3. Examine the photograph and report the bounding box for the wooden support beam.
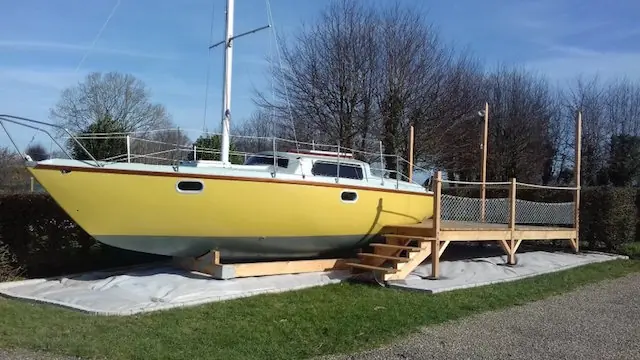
[573,110,582,253]
[508,178,517,265]
[438,240,451,258]
[430,239,440,279]
[174,250,354,280]
[409,125,414,182]
[434,171,442,236]
[481,102,489,223]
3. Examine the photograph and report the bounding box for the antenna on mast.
[208,0,271,164]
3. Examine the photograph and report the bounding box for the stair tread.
[383,234,436,241]
[346,262,398,273]
[371,243,423,251]
[357,253,410,262]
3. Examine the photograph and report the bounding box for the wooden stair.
[345,233,437,282]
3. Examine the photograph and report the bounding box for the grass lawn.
[0,259,639,360]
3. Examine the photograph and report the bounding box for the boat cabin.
[243,149,370,181]
[180,148,380,182]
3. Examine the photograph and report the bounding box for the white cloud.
[0,40,180,60]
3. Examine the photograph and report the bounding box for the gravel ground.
[321,272,640,360]
[1,273,638,359]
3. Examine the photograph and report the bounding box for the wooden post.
[430,172,442,279]
[430,238,440,279]
[481,102,489,222]
[408,125,414,182]
[508,177,517,264]
[434,171,442,236]
[126,135,131,163]
[573,110,582,253]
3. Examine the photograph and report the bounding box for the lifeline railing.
[430,171,580,232]
[0,113,436,189]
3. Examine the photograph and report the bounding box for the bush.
[580,187,637,251]
[0,243,22,281]
[0,192,164,279]
[619,242,640,259]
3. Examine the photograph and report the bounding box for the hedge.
[0,193,165,280]
[0,187,638,280]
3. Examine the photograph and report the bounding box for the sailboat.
[2,0,434,261]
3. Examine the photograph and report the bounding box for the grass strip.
[0,259,638,360]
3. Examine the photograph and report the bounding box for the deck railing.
[0,113,436,189]
[431,171,580,240]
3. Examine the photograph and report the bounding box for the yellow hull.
[28,163,433,259]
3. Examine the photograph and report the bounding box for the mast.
[220,0,234,164]
[208,0,269,164]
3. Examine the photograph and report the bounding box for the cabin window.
[177,180,204,193]
[311,161,364,180]
[244,154,289,168]
[341,191,358,202]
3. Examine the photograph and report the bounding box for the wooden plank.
[176,256,354,280]
[357,253,410,262]
[364,236,407,267]
[384,242,433,281]
[431,239,440,279]
[438,240,451,257]
[383,234,435,241]
[371,243,422,251]
[512,229,577,240]
[232,258,352,278]
[346,262,397,273]
[439,230,512,241]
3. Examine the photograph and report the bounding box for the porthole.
[341,191,358,202]
[177,180,204,193]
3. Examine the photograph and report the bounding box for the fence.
[433,171,580,229]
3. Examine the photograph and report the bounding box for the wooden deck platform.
[346,174,580,283]
[391,219,577,241]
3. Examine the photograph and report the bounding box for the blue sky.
[1,0,640,152]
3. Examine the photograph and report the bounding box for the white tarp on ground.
[0,251,627,316]
[388,250,628,293]
[0,265,351,316]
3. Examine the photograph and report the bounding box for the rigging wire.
[24,0,121,156]
[75,0,122,73]
[265,0,299,151]
[201,1,217,134]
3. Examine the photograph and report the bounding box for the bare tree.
[254,0,487,180]
[0,147,29,192]
[130,129,192,165]
[561,75,609,185]
[232,110,279,154]
[481,64,557,183]
[254,0,380,151]
[49,72,173,135]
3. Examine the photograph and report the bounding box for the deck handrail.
[0,113,432,189]
[0,114,101,167]
[432,170,579,233]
